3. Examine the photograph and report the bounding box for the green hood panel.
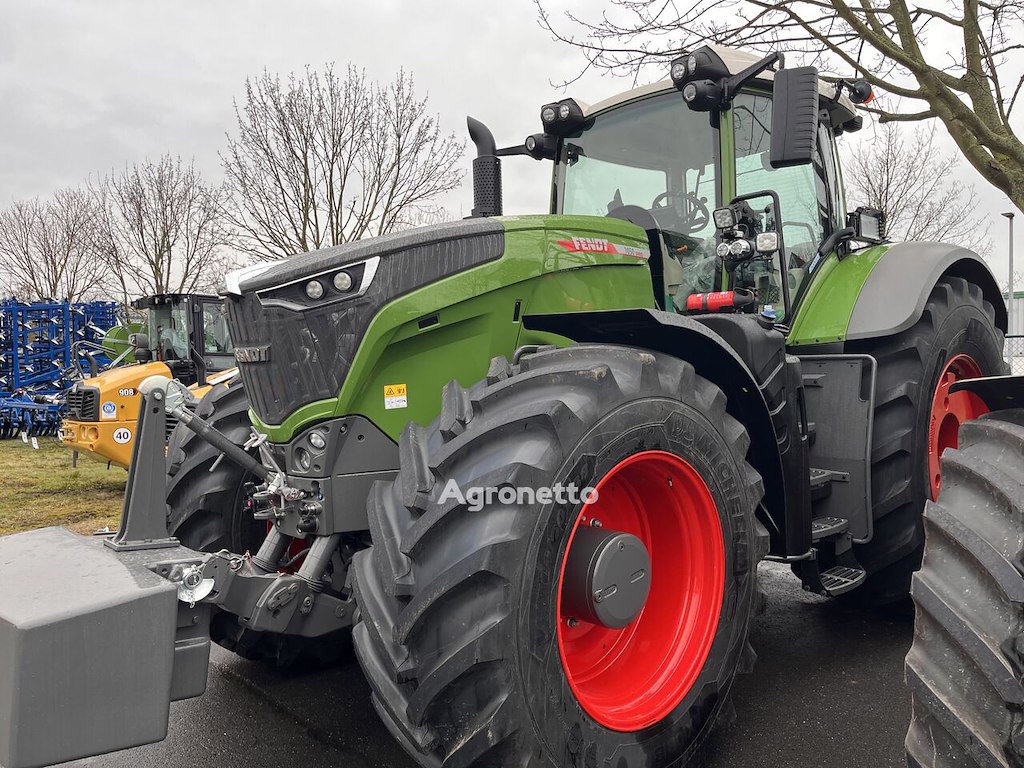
[252,215,657,442]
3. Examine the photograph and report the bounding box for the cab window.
[151,304,189,361]
[201,301,233,354]
[732,92,832,315]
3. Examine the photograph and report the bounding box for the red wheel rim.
[928,354,987,499]
[556,450,725,732]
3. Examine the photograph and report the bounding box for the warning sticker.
[384,383,408,410]
[113,427,132,444]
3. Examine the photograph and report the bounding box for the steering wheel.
[651,191,711,234]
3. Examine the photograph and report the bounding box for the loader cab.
[131,293,234,386]
[550,47,858,321]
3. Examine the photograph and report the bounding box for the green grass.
[0,438,126,536]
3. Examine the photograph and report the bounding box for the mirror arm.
[816,226,855,263]
[496,145,529,157]
[723,52,785,103]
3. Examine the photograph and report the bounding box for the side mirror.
[770,66,819,168]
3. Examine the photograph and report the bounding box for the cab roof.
[130,293,220,310]
[573,45,856,120]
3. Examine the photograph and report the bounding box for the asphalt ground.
[60,562,914,768]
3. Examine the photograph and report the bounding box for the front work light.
[712,207,737,230]
[539,98,590,137]
[755,232,780,253]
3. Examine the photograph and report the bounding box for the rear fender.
[845,243,1008,340]
[789,242,1007,347]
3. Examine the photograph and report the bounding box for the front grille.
[228,220,505,425]
[65,384,99,420]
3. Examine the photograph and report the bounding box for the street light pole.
[1003,211,1015,333]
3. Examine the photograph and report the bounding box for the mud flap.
[0,527,210,768]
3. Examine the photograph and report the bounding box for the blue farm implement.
[0,298,120,437]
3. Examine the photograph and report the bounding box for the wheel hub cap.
[561,527,651,629]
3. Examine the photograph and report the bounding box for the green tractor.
[0,45,1012,768]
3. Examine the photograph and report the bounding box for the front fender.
[523,308,795,555]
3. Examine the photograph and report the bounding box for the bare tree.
[93,155,229,303]
[538,1,1024,214]
[221,65,464,260]
[845,122,991,253]
[0,188,106,301]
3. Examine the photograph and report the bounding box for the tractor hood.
[223,219,506,426]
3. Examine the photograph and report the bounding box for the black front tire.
[848,276,1006,605]
[352,345,766,768]
[905,409,1024,767]
[166,378,263,554]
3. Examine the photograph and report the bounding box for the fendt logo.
[556,237,650,259]
[234,345,270,363]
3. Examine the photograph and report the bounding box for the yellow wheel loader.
[61,293,237,467]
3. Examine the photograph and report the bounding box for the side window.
[733,93,832,314]
[201,302,233,354]
[818,123,846,227]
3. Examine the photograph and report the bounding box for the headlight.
[541,105,557,124]
[687,53,698,74]
[333,271,353,292]
[309,432,327,450]
[682,83,698,103]
[305,280,324,300]
[716,242,731,258]
[296,448,312,471]
[558,103,571,119]
[729,239,751,257]
[670,60,687,82]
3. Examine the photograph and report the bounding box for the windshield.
[558,92,720,306]
[149,303,189,361]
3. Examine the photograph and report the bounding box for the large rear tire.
[166,379,346,667]
[905,409,1024,767]
[352,345,767,768]
[847,276,1006,605]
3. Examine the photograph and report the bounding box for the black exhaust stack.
[467,117,502,217]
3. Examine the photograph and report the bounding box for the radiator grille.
[65,384,99,421]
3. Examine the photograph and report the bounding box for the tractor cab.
[131,293,234,386]
[544,46,874,323]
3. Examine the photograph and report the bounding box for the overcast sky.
[0,0,1017,292]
